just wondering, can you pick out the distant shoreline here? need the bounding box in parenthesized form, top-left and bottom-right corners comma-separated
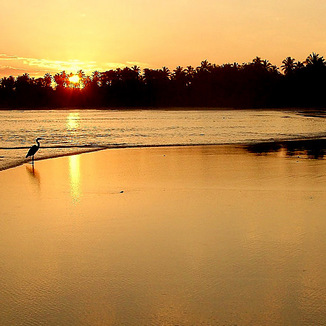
(2, 54, 326, 109)
(1, 106, 326, 111)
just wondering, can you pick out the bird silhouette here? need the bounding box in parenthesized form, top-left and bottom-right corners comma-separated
(26, 138, 42, 164)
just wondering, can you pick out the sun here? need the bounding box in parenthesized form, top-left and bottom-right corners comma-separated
(69, 74, 80, 84)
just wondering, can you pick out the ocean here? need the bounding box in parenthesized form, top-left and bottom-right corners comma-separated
(1, 108, 326, 170)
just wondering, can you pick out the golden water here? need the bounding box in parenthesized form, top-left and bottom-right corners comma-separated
(0, 146, 326, 325)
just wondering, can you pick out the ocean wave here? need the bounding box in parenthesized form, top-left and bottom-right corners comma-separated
(0, 144, 107, 150)
(1, 109, 326, 171)
(1, 135, 326, 172)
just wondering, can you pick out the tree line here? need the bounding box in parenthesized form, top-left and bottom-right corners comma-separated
(0, 52, 325, 109)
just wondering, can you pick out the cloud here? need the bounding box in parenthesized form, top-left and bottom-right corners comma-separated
(104, 61, 150, 70)
(0, 54, 20, 60)
(0, 54, 150, 77)
(104, 62, 129, 69)
(0, 64, 44, 78)
(0, 54, 105, 77)
(0, 65, 22, 71)
(126, 61, 150, 67)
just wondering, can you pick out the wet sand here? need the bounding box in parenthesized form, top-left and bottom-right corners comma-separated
(0, 145, 326, 326)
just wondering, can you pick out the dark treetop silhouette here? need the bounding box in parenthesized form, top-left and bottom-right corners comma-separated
(26, 138, 42, 163)
(1, 52, 326, 109)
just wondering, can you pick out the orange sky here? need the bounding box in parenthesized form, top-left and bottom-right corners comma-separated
(1, 0, 325, 77)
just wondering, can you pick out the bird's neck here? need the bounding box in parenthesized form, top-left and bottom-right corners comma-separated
(36, 140, 40, 147)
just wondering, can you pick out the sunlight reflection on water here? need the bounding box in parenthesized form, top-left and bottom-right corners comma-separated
(69, 154, 80, 201)
(67, 112, 80, 130)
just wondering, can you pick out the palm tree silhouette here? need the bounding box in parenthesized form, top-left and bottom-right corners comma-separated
(252, 56, 262, 66)
(305, 52, 325, 67)
(198, 60, 211, 72)
(262, 60, 272, 71)
(172, 66, 185, 81)
(161, 66, 170, 79)
(281, 57, 297, 75)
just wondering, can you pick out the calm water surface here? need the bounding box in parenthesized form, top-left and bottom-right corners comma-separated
(1, 108, 326, 170)
(0, 146, 326, 325)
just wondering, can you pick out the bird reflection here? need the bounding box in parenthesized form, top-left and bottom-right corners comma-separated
(25, 164, 41, 187)
(69, 154, 81, 201)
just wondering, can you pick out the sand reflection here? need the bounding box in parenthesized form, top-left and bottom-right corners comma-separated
(69, 154, 80, 201)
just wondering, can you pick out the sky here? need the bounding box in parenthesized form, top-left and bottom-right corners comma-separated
(0, 0, 326, 77)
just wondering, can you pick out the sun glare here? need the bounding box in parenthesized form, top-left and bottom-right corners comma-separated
(69, 75, 80, 84)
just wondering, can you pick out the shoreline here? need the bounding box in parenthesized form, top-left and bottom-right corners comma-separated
(1, 136, 326, 172)
(1, 106, 326, 112)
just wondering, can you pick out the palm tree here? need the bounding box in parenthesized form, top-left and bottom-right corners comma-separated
(185, 65, 195, 85)
(262, 59, 272, 70)
(101, 70, 117, 87)
(305, 52, 325, 67)
(198, 60, 211, 72)
(16, 73, 30, 86)
(185, 65, 195, 77)
(252, 56, 262, 66)
(54, 71, 68, 88)
(172, 66, 185, 81)
(161, 66, 170, 79)
(83, 76, 92, 88)
(34, 77, 45, 87)
(91, 71, 101, 87)
(15, 74, 32, 97)
(43, 73, 52, 88)
(281, 57, 296, 75)
(1, 76, 15, 90)
(131, 65, 141, 78)
(295, 61, 305, 71)
(77, 69, 85, 79)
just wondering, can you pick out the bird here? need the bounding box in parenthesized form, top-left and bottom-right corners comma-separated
(26, 138, 42, 164)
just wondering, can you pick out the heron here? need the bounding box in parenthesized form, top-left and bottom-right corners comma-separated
(26, 138, 43, 164)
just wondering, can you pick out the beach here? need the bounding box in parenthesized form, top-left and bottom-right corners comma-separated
(1, 145, 326, 325)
